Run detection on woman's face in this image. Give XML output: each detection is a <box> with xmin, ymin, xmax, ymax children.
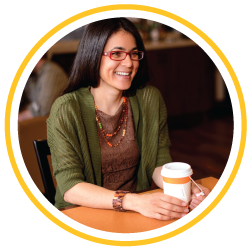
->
<box><xmin>99</xmin><ymin>30</ymin><xmax>139</xmax><ymax>92</ymax></box>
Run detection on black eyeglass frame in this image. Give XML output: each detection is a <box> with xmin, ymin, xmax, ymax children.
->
<box><xmin>102</xmin><ymin>50</ymin><xmax>144</xmax><ymax>61</ymax></box>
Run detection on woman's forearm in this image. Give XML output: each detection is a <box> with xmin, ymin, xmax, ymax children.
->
<box><xmin>63</xmin><ymin>166</ymin><xmax>165</xmax><ymax>211</ymax></box>
<box><xmin>63</xmin><ymin>179</ymin><xmax>188</xmax><ymax>220</ymax></box>
<box><xmin>64</xmin><ymin>182</ymin><xmax>116</xmax><ymax>209</ymax></box>
<box><xmin>64</xmin><ymin>182</ymin><xmax>143</xmax><ymax>212</ymax></box>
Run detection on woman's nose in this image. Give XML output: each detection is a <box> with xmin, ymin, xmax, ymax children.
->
<box><xmin>121</xmin><ymin>53</ymin><xmax>133</xmax><ymax>67</ymax></box>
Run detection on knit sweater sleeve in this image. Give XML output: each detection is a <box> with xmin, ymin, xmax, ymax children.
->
<box><xmin>47</xmin><ymin>94</ymin><xmax>86</xmax><ymax>197</ymax></box>
<box><xmin>155</xmin><ymin>89</ymin><xmax>172</xmax><ymax>167</ymax></box>
<box><xmin>135</xmin><ymin>86</ymin><xmax>172</xmax><ymax>190</ymax></box>
<box><xmin>143</xmin><ymin>86</ymin><xmax>172</xmax><ymax>177</ymax></box>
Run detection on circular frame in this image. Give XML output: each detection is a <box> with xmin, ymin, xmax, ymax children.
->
<box><xmin>4</xmin><ymin>4</ymin><xmax>247</xmax><ymax>247</ymax></box>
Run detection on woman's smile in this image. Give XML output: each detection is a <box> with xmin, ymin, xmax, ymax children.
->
<box><xmin>115</xmin><ymin>71</ymin><xmax>131</xmax><ymax>76</ymax></box>
<box><xmin>114</xmin><ymin>71</ymin><xmax>132</xmax><ymax>81</ymax></box>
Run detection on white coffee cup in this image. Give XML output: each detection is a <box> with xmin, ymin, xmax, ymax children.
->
<box><xmin>161</xmin><ymin>162</ymin><xmax>193</xmax><ymax>203</ymax></box>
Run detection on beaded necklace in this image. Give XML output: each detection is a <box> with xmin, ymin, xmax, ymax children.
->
<box><xmin>95</xmin><ymin>96</ymin><xmax>128</xmax><ymax>147</ymax></box>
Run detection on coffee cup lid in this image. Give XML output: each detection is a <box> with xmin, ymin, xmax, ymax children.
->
<box><xmin>161</xmin><ymin>162</ymin><xmax>193</xmax><ymax>178</ymax></box>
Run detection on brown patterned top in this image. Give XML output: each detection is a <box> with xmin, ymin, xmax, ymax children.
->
<box><xmin>96</xmin><ymin>99</ymin><xmax>140</xmax><ymax>192</ymax></box>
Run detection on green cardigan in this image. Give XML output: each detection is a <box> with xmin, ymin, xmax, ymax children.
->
<box><xmin>47</xmin><ymin>85</ymin><xmax>172</xmax><ymax>209</ymax></box>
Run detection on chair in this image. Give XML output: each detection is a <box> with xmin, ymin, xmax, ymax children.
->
<box><xmin>33</xmin><ymin>139</ymin><xmax>56</xmax><ymax>204</ymax></box>
<box><xmin>18</xmin><ymin>116</ymin><xmax>49</xmax><ymax>194</ymax></box>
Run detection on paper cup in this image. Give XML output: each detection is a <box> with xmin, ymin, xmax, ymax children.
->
<box><xmin>161</xmin><ymin>162</ymin><xmax>193</xmax><ymax>203</ymax></box>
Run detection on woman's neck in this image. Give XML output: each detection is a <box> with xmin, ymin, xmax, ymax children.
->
<box><xmin>90</xmin><ymin>87</ymin><xmax>123</xmax><ymax>116</ymax></box>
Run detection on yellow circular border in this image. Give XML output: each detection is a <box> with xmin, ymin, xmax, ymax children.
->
<box><xmin>5</xmin><ymin>4</ymin><xmax>247</xmax><ymax>247</ymax></box>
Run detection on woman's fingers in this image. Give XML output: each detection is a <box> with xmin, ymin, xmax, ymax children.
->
<box><xmin>156</xmin><ymin>207</ymin><xmax>188</xmax><ymax>219</ymax></box>
<box><xmin>191</xmin><ymin>183</ymin><xmax>210</xmax><ymax>197</ymax></box>
<box><xmin>158</xmin><ymin>193</ymin><xmax>187</xmax><ymax>207</ymax></box>
<box><xmin>190</xmin><ymin>184</ymin><xmax>210</xmax><ymax>210</ymax></box>
<box><xmin>158</xmin><ymin>199</ymin><xmax>189</xmax><ymax>213</ymax></box>
<box><xmin>134</xmin><ymin>192</ymin><xmax>189</xmax><ymax>220</ymax></box>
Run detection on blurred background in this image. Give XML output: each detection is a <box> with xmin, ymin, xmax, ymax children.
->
<box><xmin>18</xmin><ymin>18</ymin><xmax>233</xmax><ymax>196</ymax></box>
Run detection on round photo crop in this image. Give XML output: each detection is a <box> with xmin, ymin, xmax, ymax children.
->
<box><xmin>4</xmin><ymin>4</ymin><xmax>247</xmax><ymax>247</ymax></box>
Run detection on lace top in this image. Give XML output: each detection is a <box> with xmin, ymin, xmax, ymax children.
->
<box><xmin>96</xmin><ymin>99</ymin><xmax>140</xmax><ymax>192</ymax></box>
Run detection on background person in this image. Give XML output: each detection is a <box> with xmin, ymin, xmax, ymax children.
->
<box><xmin>18</xmin><ymin>54</ymin><xmax>68</xmax><ymax>122</ymax></box>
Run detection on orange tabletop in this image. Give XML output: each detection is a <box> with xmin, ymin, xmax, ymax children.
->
<box><xmin>61</xmin><ymin>176</ymin><xmax>218</xmax><ymax>233</ymax></box>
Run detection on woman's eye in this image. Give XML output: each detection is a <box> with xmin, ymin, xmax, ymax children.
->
<box><xmin>111</xmin><ymin>52</ymin><xmax>122</xmax><ymax>56</ymax></box>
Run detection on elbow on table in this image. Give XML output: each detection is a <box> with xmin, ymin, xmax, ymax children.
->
<box><xmin>63</xmin><ymin>189</ymin><xmax>71</xmax><ymax>203</ymax></box>
<box><xmin>63</xmin><ymin>186</ymin><xmax>76</xmax><ymax>204</ymax></box>
<box><xmin>63</xmin><ymin>182</ymin><xmax>86</xmax><ymax>204</ymax></box>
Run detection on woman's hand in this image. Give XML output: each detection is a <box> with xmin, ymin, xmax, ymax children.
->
<box><xmin>189</xmin><ymin>183</ymin><xmax>210</xmax><ymax>210</ymax></box>
<box><xmin>123</xmin><ymin>192</ymin><xmax>189</xmax><ymax>220</ymax></box>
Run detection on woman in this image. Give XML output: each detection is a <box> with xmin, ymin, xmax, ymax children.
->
<box><xmin>47</xmin><ymin>18</ymin><xmax>209</xmax><ymax>220</ymax></box>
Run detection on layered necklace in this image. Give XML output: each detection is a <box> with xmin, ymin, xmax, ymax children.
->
<box><xmin>94</xmin><ymin>96</ymin><xmax>128</xmax><ymax>147</ymax></box>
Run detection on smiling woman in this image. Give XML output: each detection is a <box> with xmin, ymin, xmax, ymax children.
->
<box><xmin>96</xmin><ymin>30</ymin><xmax>140</xmax><ymax>114</ymax></box>
<box><xmin>46</xmin><ymin>18</ymin><xmax>210</xmax><ymax>221</ymax></box>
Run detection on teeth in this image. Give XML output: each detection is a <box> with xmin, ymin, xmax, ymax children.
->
<box><xmin>115</xmin><ymin>72</ymin><xmax>130</xmax><ymax>76</ymax></box>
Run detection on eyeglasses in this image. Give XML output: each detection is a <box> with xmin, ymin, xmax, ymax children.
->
<box><xmin>103</xmin><ymin>50</ymin><xmax>144</xmax><ymax>61</ymax></box>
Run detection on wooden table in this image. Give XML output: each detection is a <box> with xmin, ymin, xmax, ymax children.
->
<box><xmin>61</xmin><ymin>177</ymin><xmax>218</xmax><ymax>233</ymax></box>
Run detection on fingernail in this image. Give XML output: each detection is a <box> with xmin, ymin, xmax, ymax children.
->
<box><xmin>184</xmin><ymin>208</ymin><xmax>189</xmax><ymax>213</ymax></box>
<box><xmin>182</xmin><ymin>202</ymin><xmax>187</xmax><ymax>206</ymax></box>
<box><xmin>181</xmin><ymin>214</ymin><xmax>186</xmax><ymax>217</ymax></box>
